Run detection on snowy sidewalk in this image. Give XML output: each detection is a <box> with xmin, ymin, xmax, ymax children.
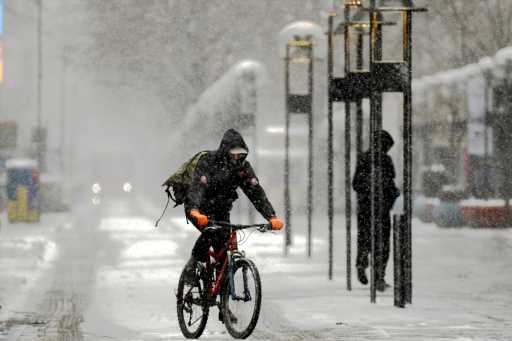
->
<box><xmin>0</xmin><ymin>212</ymin><xmax>70</xmax><ymax>335</ymax></box>
<box><xmin>234</xmin><ymin>213</ymin><xmax>512</xmax><ymax>340</ymax></box>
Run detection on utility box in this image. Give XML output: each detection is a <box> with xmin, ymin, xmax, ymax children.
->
<box><xmin>6</xmin><ymin>159</ymin><xmax>40</xmax><ymax>223</ymax></box>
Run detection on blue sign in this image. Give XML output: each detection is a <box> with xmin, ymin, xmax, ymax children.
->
<box><xmin>0</xmin><ymin>0</ymin><xmax>3</xmax><ymax>35</ymax></box>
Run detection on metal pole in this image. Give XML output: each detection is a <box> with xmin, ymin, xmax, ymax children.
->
<box><xmin>393</xmin><ymin>214</ymin><xmax>405</xmax><ymax>308</ymax></box>
<box><xmin>369</xmin><ymin>0</ymin><xmax>377</xmax><ymax>303</ymax></box>
<box><xmin>60</xmin><ymin>53</ymin><xmax>66</xmax><ymax>179</ymax></box>
<box><xmin>403</xmin><ymin>7</ymin><xmax>413</xmax><ymax>304</ymax></box>
<box><xmin>307</xmin><ymin>45</ymin><xmax>314</xmax><ymax>258</ymax></box>
<box><xmin>483</xmin><ymin>73</ymin><xmax>490</xmax><ymax>199</ymax></box>
<box><xmin>355</xmin><ymin>31</ymin><xmax>364</xmax><ymax>294</ymax></box>
<box><xmin>327</xmin><ymin>13</ymin><xmax>335</xmax><ymax>280</ymax></box>
<box><xmin>344</xmin><ymin>4</ymin><xmax>352</xmax><ymax>291</ymax></box>
<box><xmin>37</xmin><ymin>0</ymin><xmax>44</xmax><ymax>171</ymax></box>
<box><xmin>284</xmin><ymin>45</ymin><xmax>292</xmax><ymax>255</ymax></box>
<box><xmin>374</xmin><ymin>10</ymin><xmax>384</xmax><ymax>300</ymax></box>
<box><xmin>356</xmin><ymin>32</ymin><xmax>364</xmax><ymax>158</ymax></box>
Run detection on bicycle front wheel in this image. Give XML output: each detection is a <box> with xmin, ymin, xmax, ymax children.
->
<box><xmin>221</xmin><ymin>258</ymin><xmax>262</xmax><ymax>339</ymax></box>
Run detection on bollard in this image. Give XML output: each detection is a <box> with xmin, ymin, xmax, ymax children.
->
<box><xmin>404</xmin><ymin>213</ymin><xmax>412</xmax><ymax>303</ymax></box>
<box><xmin>393</xmin><ymin>214</ymin><xmax>405</xmax><ymax>308</ymax></box>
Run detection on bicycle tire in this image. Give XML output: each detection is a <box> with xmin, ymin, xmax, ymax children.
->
<box><xmin>176</xmin><ymin>266</ymin><xmax>209</xmax><ymax>338</ymax></box>
<box><xmin>221</xmin><ymin>258</ymin><xmax>262</xmax><ymax>339</ymax></box>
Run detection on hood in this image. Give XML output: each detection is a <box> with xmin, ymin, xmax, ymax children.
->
<box><xmin>217</xmin><ymin>129</ymin><xmax>249</xmax><ymax>157</ymax></box>
<box><xmin>374</xmin><ymin>130</ymin><xmax>394</xmax><ymax>153</ymax></box>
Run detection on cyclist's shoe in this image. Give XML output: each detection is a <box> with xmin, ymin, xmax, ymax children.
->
<box><xmin>357</xmin><ymin>267</ymin><xmax>368</xmax><ymax>285</ymax></box>
<box><xmin>227</xmin><ymin>309</ymin><xmax>238</xmax><ymax>324</ymax></box>
<box><xmin>219</xmin><ymin>309</ymin><xmax>238</xmax><ymax>324</ymax></box>
<box><xmin>182</xmin><ymin>257</ymin><xmax>199</xmax><ymax>285</ymax></box>
<box><xmin>376</xmin><ymin>280</ymin><xmax>391</xmax><ymax>292</ymax></box>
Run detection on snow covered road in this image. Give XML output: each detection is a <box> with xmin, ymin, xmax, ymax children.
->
<box><xmin>1</xmin><ymin>198</ymin><xmax>512</xmax><ymax>340</ymax></box>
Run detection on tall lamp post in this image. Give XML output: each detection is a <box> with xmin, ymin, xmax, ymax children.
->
<box><xmin>35</xmin><ymin>0</ymin><xmax>46</xmax><ymax>172</ymax></box>
<box><xmin>279</xmin><ymin>22</ymin><xmax>325</xmax><ymax>256</ymax></box>
<box><xmin>329</xmin><ymin>0</ymin><xmax>426</xmax><ymax>305</ymax></box>
<box><xmin>367</xmin><ymin>0</ymin><xmax>426</xmax><ymax>306</ymax></box>
<box><xmin>327</xmin><ymin>0</ymin><xmax>394</xmax><ymax>286</ymax></box>
<box><xmin>328</xmin><ymin>0</ymin><xmax>370</xmax><ymax>287</ymax></box>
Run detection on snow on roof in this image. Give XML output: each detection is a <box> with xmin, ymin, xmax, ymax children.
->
<box><xmin>197</xmin><ymin>59</ymin><xmax>266</xmax><ymax>114</ymax></box>
<box><xmin>414</xmin><ymin>53</ymin><xmax>499</xmax><ymax>86</ymax></box>
<box><xmin>178</xmin><ymin>59</ymin><xmax>268</xmax><ymax>140</ymax></box>
<box><xmin>5</xmin><ymin>159</ymin><xmax>38</xmax><ymax>169</ymax></box>
<box><xmin>459</xmin><ymin>63</ymin><xmax>481</xmax><ymax>79</ymax></box>
<box><xmin>478</xmin><ymin>56</ymin><xmax>494</xmax><ymax>72</ymax></box>
<box><xmin>278</xmin><ymin>21</ymin><xmax>326</xmax><ymax>59</ymax></box>
<box><xmin>233</xmin><ymin>60</ymin><xmax>265</xmax><ymax>78</ymax></box>
<box><xmin>460</xmin><ymin>198</ymin><xmax>507</xmax><ymax>207</ymax></box>
<box><xmin>494</xmin><ymin>46</ymin><xmax>512</xmax><ymax>65</ymax></box>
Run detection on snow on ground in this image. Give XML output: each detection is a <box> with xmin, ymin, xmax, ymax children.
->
<box><xmin>0</xmin><ymin>213</ymin><xmax>68</xmax><ymax>322</ymax></box>
<box><xmin>1</xmin><ymin>198</ymin><xmax>512</xmax><ymax>340</ymax></box>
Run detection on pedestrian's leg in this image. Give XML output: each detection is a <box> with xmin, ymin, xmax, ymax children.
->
<box><xmin>381</xmin><ymin>213</ymin><xmax>392</xmax><ymax>279</ymax></box>
<box><xmin>356</xmin><ymin>206</ymin><xmax>371</xmax><ymax>285</ymax></box>
<box><xmin>376</xmin><ymin>212</ymin><xmax>392</xmax><ymax>291</ymax></box>
<box><xmin>356</xmin><ymin>210</ymin><xmax>370</xmax><ymax>269</ymax></box>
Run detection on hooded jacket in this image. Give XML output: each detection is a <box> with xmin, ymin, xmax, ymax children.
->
<box><xmin>352</xmin><ymin>130</ymin><xmax>399</xmax><ymax>211</ymax></box>
<box><xmin>185</xmin><ymin>129</ymin><xmax>276</xmax><ymax>220</ymax></box>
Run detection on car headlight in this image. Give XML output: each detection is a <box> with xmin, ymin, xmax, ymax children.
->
<box><xmin>92</xmin><ymin>183</ymin><xmax>102</xmax><ymax>194</ymax></box>
<box><xmin>123</xmin><ymin>182</ymin><xmax>132</xmax><ymax>193</ymax></box>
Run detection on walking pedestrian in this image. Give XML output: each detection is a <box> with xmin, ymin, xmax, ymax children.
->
<box><xmin>352</xmin><ymin>130</ymin><xmax>400</xmax><ymax>291</ymax></box>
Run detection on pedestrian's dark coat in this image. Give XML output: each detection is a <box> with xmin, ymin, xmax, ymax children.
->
<box><xmin>352</xmin><ymin>130</ymin><xmax>399</xmax><ymax>281</ymax></box>
<box><xmin>352</xmin><ymin>131</ymin><xmax>399</xmax><ymax>211</ymax></box>
<box><xmin>185</xmin><ymin>128</ymin><xmax>276</xmax><ymax>220</ymax></box>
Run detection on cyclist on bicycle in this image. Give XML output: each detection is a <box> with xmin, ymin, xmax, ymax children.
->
<box><xmin>183</xmin><ymin>128</ymin><xmax>284</xmax><ymax>283</ymax></box>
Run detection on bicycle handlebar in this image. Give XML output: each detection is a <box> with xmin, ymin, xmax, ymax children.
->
<box><xmin>207</xmin><ymin>220</ymin><xmax>272</xmax><ymax>232</ymax></box>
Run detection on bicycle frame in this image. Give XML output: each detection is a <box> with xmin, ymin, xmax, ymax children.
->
<box><xmin>205</xmin><ymin>229</ymin><xmax>238</xmax><ymax>299</ymax></box>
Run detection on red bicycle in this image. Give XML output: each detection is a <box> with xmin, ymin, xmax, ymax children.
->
<box><xmin>176</xmin><ymin>220</ymin><xmax>272</xmax><ymax>339</ymax></box>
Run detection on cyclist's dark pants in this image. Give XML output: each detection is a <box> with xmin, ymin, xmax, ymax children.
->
<box><xmin>356</xmin><ymin>200</ymin><xmax>391</xmax><ymax>281</ymax></box>
<box><xmin>191</xmin><ymin>211</ymin><xmax>230</xmax><ymax>262</ymax></box>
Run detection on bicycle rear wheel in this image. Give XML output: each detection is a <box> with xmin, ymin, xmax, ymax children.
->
<box><xmin>221</xmin><ymin>258</ymin><xmax>262</xmax><ymax>339</ymax></box>
<box><xmin>176</xmin><ymin>266</ymin><xmax>209</xmax><ymax>338</ymax></box>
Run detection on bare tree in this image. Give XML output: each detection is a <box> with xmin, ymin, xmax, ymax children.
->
<box><xmin>413</xmin><ymin>0</ymin><xmax>512</xmax><ymax>75</ymax></box>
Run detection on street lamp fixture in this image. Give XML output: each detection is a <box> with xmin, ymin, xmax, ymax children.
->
<box><xmin>345</xmin><ymin>0</ymin><xmax>362</xmax><ymax>6</ymax></box>
<box><xmin>279</xmin><ymin>21</ymin><xmax>325</xmax><ymax>258</ymax></box>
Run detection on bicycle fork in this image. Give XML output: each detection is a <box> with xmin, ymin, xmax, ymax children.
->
<box><xmin>228</xmin><ymin>257</ymin><xmax>252</xmax><ymax>302</ymax></box>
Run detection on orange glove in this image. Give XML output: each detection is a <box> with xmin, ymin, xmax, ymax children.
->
<box><xmin>269</xmin><ymin>217</ymin><xmax>284</xmax><ymax>231</ymax></box>
<box><xmin>190</xmin><ymin>209</ymin><xmax>208</xmax><ymax>228</ymax></box>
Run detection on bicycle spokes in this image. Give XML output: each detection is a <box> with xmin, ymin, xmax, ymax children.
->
<box><xmin>242</xmin><ymin>266</ymin><xmax>252</xmax><ymax>301</ymax></box>
<box><xmin>222</xmin><ymin>259</ymin><xmax>262</xmax><ymax>338</ymax></box>
<box><xmin>177</xmin><ymin>276</ymin><xmax>209</xmax><ymax>338</ymax></box>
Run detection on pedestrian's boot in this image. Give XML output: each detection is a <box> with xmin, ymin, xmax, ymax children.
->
<box><xmin>376</xmin><ymin>279</ymin><xmax>391</xmax><ymax>292</ymax></box>
<box><xmin>182</xmin><ymin>257</ymin><xmax>199</xmax><ymax>285</ymax></box>
<box><xmin>357</xmin><ymin>267</ymin><xmax>368</xmax><ymax>285</ymax></box>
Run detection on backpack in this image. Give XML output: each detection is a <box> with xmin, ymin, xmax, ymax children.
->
<box><xmin>162</xmin><ymin>151</ymin><xmax>208</xmax><ymax>207</ymax></box>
